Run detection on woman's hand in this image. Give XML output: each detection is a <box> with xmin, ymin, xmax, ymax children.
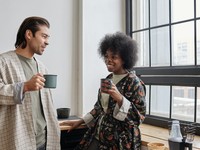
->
<box><xmin>59</xmin><ymin>119</ymin><xmax>84</xmax><ymax>132</ymax></box>
<box><xmin>103</xmin><ymin>83</ymin><xmax>123</xmax><ymax>107</ymax></box>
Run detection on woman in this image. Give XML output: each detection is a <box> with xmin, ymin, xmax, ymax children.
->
<box><xmin>60</xmin><ymin>32</ymin><xmax>146</xmax><ymax>150</ymax></box>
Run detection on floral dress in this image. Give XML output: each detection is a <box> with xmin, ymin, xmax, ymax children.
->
<box><xmin>75</xmin><ymin>72</ymin><xmax>146</xmax><ymax>150</ymax></box>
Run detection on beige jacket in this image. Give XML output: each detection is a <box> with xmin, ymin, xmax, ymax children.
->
<box><xmin>0</xmin><ymin>51</ymin><xmax>60</xmax><ymax>150</ymax></box>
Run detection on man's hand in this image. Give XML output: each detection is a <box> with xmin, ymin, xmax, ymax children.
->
<box><xmin>23</xmin><ymin>73</ymin><xmax>45</xmax><ymax>93</ymax></box>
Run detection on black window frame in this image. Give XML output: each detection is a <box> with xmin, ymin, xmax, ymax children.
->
<box><xmin>126</xmin><ymin>0</ymin><xmax>200</xmax><ymax>135</ymax></box>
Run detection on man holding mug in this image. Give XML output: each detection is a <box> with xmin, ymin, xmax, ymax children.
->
<box><xmin>0</xmin><ymin>16</ymin><xmax>60</xmax><ymax>150</ymax></box>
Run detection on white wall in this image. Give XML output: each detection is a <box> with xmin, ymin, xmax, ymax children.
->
<box><xmin>0</xmin><ymin>0</ymin><xmax>125</xmax><ymax>116</ymax></box>
<box><xmin>80</xmin><ymin>0</ymin><xmax>125</xmax><ymax>115</ymax></box>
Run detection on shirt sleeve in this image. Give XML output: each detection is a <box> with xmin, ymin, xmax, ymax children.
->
<box><xmin>113</xmin><ymin>96</ymin><xmax>130</xmax><ymax>121</ymax></box>
<box><xmin>13</xmin><ymin>82</ymin><xmax>25</xmax><ymax>104</ymax></box>
<box><xmin>83</xmin><ymin>112</ymin><xmax>94</xmax><ymax>124</ymax></box>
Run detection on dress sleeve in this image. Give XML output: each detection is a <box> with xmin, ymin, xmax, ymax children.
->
<box><xmin>82</xmin><ymin>93</ymin><xmax>104</xmax><ymax>127</ymax></box>
<box><xmin>82</xmin><ymin>112</ymin><xmax>94</xmax><ymax>127</ymax></box>
<box><xmin>127</xmin><ymin>77</ymin><xmax>146</xmax><ymax>124</ymax></box>
<box><xmin>113</xmin><ymin>96</ymin><xmax>130</xmax><ymax>121</ymax></box>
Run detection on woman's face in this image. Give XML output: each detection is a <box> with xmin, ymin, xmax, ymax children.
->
<box><xmin>104</xmin><ymin>50</ymin><xmax>126</xmax><ymax>75</ymax></box>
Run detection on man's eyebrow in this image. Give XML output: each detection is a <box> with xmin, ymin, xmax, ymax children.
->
<box><xmin>42</xmin><ymin>33</ymin><xmax>50</xmax><ymax>37</ymax></box>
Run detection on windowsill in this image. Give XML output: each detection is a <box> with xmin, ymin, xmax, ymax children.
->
<box><xmin>140</xmin><ymin>123</ymin><xmax>200</xmax><ymax>150</ymax></box>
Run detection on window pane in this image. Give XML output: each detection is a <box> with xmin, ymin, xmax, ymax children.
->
<box><xmin>171</xmin><ymin>0</ymin><xmax>194</xmax><ymax>22</ymax></box>
<box><xmin>172</xmin><ymin>22</ymin><xmax>194</xmax><ymax>65</ymax></box>
<box><xmin>150</xmin><ymin>0</ymin><xmax>169</xmax><ymax>27</ymax></box>
<box><xmin>130</xmin><ymin>0</ymin><xmax>198</xmax><ymax>127</ymax></box>
<box><xmin>145</xmin><ymin>85</ymin><xmax>150</xmax><ymax>115</ymax></box>
<box><xmin>172</xmin><ymin>86</ymin><xmax>194</xmax><ymax>122</ymax></box>
<box><xmin>132</xmin><ymin>0</ymin><xmax>149</xmax><ymax>31</ymax></box>
<box><xmin>197</xmin><ymin>0</ymin><xmax>200</xmax><ymax>17</ymax></box>
<box><xmin>151</xmin><ymin>86</ymin><xmax>170</xmax><ymax>117</ymax></box>
<box><xmin>197</xmin><ymin>87</ymin><xmax>200</xmax><ymax>123</ymax></box>
<box><xmin>197</xmin><ymin>20</ymin><xmax>200</xmax><ymax>65</ymax></box>
<box><xmin>151</xmin><ymin>27</ymin><xmax>170</xmax><ymax>66</ymax></box>
<box><xmin>133</xmin><ymin>31</ymin><xmax>149</xmax><ymax>67</ymax></box>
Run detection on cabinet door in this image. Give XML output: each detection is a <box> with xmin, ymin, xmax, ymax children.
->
<box><xmin>60</xmin><ymin>128</ymin><xmax>87</xmax><ymax>150</ymax></box>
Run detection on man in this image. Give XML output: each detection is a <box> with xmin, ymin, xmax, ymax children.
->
<box><xmin>0</xmin><ymin>16</ymin><xmax>60</xmax><ymax>150</ymax></box>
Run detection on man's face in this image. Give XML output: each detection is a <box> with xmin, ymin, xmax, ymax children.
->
<box><xmin>27</xmin><ymin>25</ymin><xmax>50</xmax><ymax>55</ymax></box>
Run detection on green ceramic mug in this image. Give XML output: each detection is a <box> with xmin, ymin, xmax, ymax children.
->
<box><xmin>100</xmin><ymin>78</ymin><xmax>112</xmax><ymax>92</ymax></box>
<box><xmin>43</xmin><ymin>74</ymin><xmax>57</xmax><ymax>88</ymax></box>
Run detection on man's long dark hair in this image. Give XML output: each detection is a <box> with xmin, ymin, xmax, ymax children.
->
<box><xmin>15</xmin><ymin>16</ymin><xmax>50</xmax><ymax>49</ymax></box>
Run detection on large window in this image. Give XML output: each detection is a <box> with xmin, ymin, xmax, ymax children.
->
<box><xmin>126</xmin><ymin>0</ymin><xmax>200</xmax><ymax>135</ymax></box>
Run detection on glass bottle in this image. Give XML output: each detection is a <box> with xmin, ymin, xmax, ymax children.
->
<box><xmin>169</xmin><ymin>120</ymin><xmax>183</xmax><ymax>142</ymax></box>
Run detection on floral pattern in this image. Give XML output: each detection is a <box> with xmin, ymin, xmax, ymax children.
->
<box><xmin>75</xmin><ymin>72</ymin><xmax>146</xmax><ymax>150</ymax></box>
